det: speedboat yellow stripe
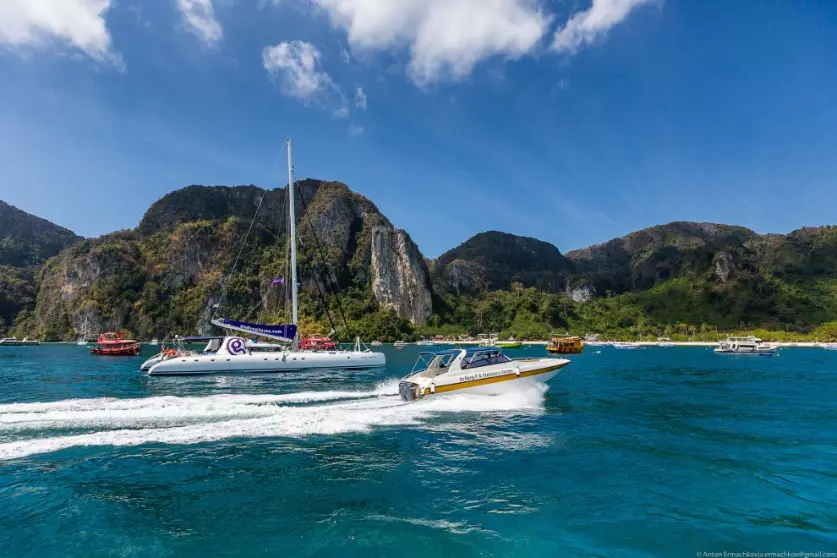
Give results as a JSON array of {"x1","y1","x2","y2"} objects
[{"x1": 423, "y1": 362, "x2": 568, "y2": 396}]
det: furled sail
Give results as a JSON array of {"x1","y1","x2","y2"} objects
[{"x1": 211, "y1": 318, "x2": 297, "y2": 343}]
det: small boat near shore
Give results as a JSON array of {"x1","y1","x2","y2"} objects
[
  {"x1": 613, "y1": 342, "x2": 641, "y2": 350},
  {"x1": 90, "y1": 333, "x2": 141, "y2": 356},
  {"x1": 546, "y1": 336, "x2": 583, "y2": 354},
  {"x1": 399, "y1": 348, "x2": 568, "y2": 401},
  {"x1": 0, "y1": 337, "x2": 40, "y2": 346},
  {"x1": 394, "y1": 341, "x2": 408, "y2": 349},
  {"x1": 715, "y1": 336, "x2": 778, "y2": 355}
]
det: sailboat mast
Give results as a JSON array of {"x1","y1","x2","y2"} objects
[{"x1": 287, "y1": 139, "x2": 299, "y2": 338}]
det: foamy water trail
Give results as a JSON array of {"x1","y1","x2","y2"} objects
[{"x1": 0, "y1": 382, "x2": 547, "y2": 460}]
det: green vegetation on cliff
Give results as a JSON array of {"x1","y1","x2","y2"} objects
[{"x1": 0, "y1": 201, "x2": 82, "y2": 334}]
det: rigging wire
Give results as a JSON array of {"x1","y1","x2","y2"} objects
[
  {"x1": 213, "y1": 142, "x2": 288, "y2": 320},
  {"x1": 297, "y1": 235, "x2": 338, "y2": 335},
  {"x1": 292, "y1": 173, "x2": 355, "y2": 340}
]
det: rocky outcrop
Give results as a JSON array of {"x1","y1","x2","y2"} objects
[
  {"x1": 713, "y1": 252, "x2": 734, "y2": 284},
  {"x1": 565, "y1": 222, "x2": 760, "y2": 294},
  {"x1": 0, "y1": 201, "x2": 81, "y2": 333},
  {"x1": 370, "y1": 227, "x2": 432, "y2": 325},
  {"x1": 433, "y1": 231, "x2": 576, "y2": 295},
  {"x1": 566, "y1": 282, "x2": 595, "y2": 302},
  {"x1": 0, "y1": 200, "x2": 82, "y2": 268},
  {"x1": 24, "y1": 180, "x2": 434, "y2": 339}
]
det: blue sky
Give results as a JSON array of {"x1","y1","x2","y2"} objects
[{"x1": 0, "y1": 0, "x2": 835, "y2": 258}]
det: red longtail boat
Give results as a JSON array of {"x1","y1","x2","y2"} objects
[
  {"x1": 90, "y1": 332, "x2": 141, "y2": 356},
  {"x1": 299, "y1": 335, "x2": 336, "y2": 351}
]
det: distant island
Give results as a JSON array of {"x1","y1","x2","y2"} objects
[{"x1": 2, "y1": 183, "x2": 837, "y2": 343}]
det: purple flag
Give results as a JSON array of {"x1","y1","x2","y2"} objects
[{"x1": 272, "y1": 276, "x2": 285, "y2": 285}]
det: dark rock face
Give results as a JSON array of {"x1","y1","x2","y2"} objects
[
  {"x1": 370, "y1": 227, "x2": 432, "y2": 325},
  {"x1": 433, "y1": 231, "x2": 576, "y2": 295},
  {"x1": 0, "y1": 200, "x2": 81, "y2": 268},
  {"x1": 0, "y1": 201, "x2": 81, "y2": 333}
]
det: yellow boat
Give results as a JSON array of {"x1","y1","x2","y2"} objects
[{"x1": 546, "y1": 336, "x2": 583, "y2": 354}]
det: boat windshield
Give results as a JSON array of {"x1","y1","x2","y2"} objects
[
  {"x1": 409, "y1": 351, "x2": 458, "y2": 377},
  {"x1": 461, "y1": 350, "x2": 511, "y2": 369}
]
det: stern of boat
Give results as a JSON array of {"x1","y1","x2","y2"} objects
[{"x1": 399, "y1": 381, "x2": 422, "y2": 401}]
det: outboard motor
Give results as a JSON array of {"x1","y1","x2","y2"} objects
[{"x1": 399, "y1": 381, "x2": 422, "y2": 402}]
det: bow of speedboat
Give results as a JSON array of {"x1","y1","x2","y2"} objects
[{"x1": 399, "y1": 348, "x2": 569, "y2": 401}]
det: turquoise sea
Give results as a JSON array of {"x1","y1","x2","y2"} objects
[{"x1": 1, "y1": 344, "x2": 836, "y2": 557}]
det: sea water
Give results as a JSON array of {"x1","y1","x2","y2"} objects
[{"x1": 0, "y1": 345, "x2": 835, "y2": 556}]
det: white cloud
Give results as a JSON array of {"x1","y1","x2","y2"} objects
[
  {"x1": 355, "y1": 87, "x2": 367, "y2": 110},
  {"x1": 263, "y1": 40, "x2": 334, "y2": 99},
  {"x1": 348, "y1": 124, "x2": 364, "y2": 136},
  {"x1": 306, "y1": 0, "x2": 551, "y2": 85},
  {"x1": 0, "y1": 0, "x2": 122, "y2": 66},
  {"x1": 176, "y1": 0, "x2": 223, "y2": 45},
  {"x1": 340, "y1": 48, "x2": 351, "y2": 63},
  {"x1": 552, "y1": 0, "x2": 652, "y2": 53},
  {"x1": 263, "y1": 40, "x2": 350, "y2": 117}
]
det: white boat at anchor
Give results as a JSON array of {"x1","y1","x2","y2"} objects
[
  {"x1": 0, "y1": 337, "x2": 40, "y2": 346},
  {"x1": 146, "y1": 139, "x2": 385, "y2": 376},
  {"x1": 714, "y1": 336, "x2": 778, "y2": 355},
  {"x1": 398, "y1": 347, "x2": 569, "y2": 401}
]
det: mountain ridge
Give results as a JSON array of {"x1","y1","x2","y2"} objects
[{"x1": 4, "y1": 185, "x2": 837, "y2": 340}]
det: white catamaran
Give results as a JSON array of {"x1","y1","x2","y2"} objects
[{"x1": 147, "y1": 139, "x2": 386, "y2": 375}]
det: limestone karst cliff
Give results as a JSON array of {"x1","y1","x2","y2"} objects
[{"x1": 23, "y1": 181, "x2": 433, "y2": 339}]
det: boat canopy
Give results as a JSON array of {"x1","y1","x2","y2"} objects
[
  {"x1": 211, "y1": 318, "x2": 297, "y2": 343},
  {"x1": 410, "y1": 347, "x2": 511, "y2": 375}
]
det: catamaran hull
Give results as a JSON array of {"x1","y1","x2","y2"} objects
[
  {"x1": 141, "y1": 354, "x2": 163, "y2": 371},
  {"x1": 147, "y1": 351, "x2": 386, "y2": 375}
]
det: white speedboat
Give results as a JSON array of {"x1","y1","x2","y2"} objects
[
  {"x1": 148, "y1": 338, "x2": 159, "y2": 346},
  {"x1": 394, "y1": 341, "x2": 408, "y2": 349},
  {"x1": 822, "y1": 343, "x2": 837, "y2": 351},
  {"x1": 613, "y1": 342, "x2": 640, "y2": 350},
  {"x1": 658, "y1": 337, "x2": 674, "y2": 347},
  {"x1": 145, "y1": 139, "x2": 385, "y2": 376},
  {"x1": 398, "y1": 348, "x2": 569, "y2": 401},
  {"x1": 0, "y1": 337, "x2": 40, "y2": 346},
  {"x1": 76, "y1": 338, "x2": 88, "y2": 346},
  {"x1": 416, "y1": 338, "x2": 435, "y2": 347},
  {"x1": 715, "y1": 336, "x2": 778, "y2": 354}
]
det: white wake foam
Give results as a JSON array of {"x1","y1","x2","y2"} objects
[{"x1": 0, "y1": 381, "x2": 547, "y2": 460}]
